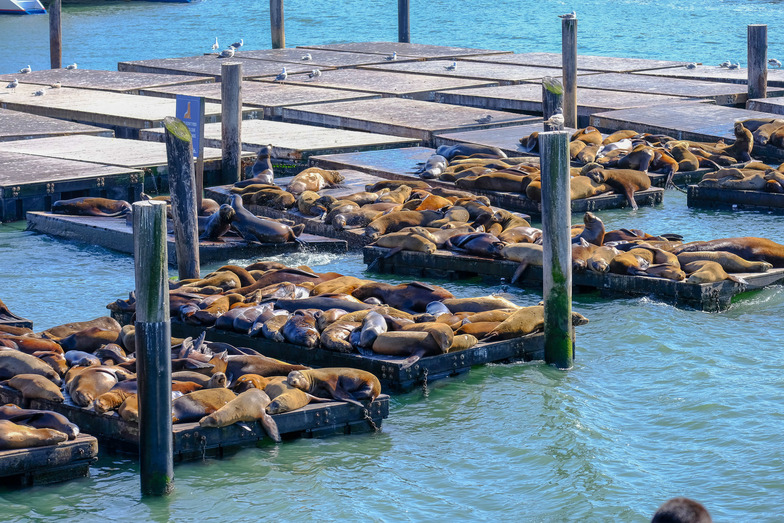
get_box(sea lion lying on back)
[287,167,344,195]
[51,197,131,217]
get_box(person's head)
[651,497,712,523]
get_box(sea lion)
[287,167,344,195]
[364,210,444,240]
[260,314,289,342]
[602,130,638,145]
[644,264,686,281]
[4,374,64,402]
[484,306,588,341]
[673,237,784,268]
[444,232,506,258]
[572,212,605,246]
[248,144,274,184]
[230,373,272,393]
[332,209,383,230]
[359,310,387,348]
[500,243,543,283]
[41,317,122,342]
[351,281,453,313]
[0,335,63,355]
[93,344,129,365]
[683,260,744,284]
[0,351,62,385]
[210,353,309,382]
[172,388,236,423]
[676,251,772,273]
[51,197,131,217]
[455,172,525,192]
[230,194,304,243]
[243,187,296,209]
[200,204,235,241]
[0,420,68,450]
[565,175,612,201]
[415,154,448,179]
[297,191,328,217]
[59,324,120,352]
[287,368,381,407]
[281,311,320,348]
[66,366,129,407]
[571,126,602,145]
[198,389,281,442]
[64,350,101,367]
[720,121,753,162]
[436,144,506,161]
[320,321,360,353]
[372,232,437,257]
[585,168,651,210]
[442,295,519,313]
[118,394,139,422]
[265,379,312,415]
[0,404,79,440]
[609,251,650,275]
[587,246,620,273]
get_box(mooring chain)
[199,435,207,461]
[362,408,380,432]
[421,368,429,398]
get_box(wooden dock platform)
[0,83,260,139]
[280,97,538,145]
[635,64,784,87]
[0,385,388,460]
[169,321,549,393]
[257,68,499,101]
[363,246,784,312]
[687,185,784,213]
[26,212,347,263]
[140,80,381,118]
[460,52,691,73]
[297,42,512,59]
[0,434,98,487]
[0,107,114,142]
[235,48,420,68]
[118,56,317,80]
[0,151,143,222]
[746,96,784,115]
[0,69,213,95]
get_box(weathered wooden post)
[133,199,173,496]
[748,24,767,100]
[539,130,573,369]
[221,62,243,185]
[49,0,62,69]
[270,0,285,49]
[163,116,200,280]
[398,0,410,43]
[542,76,564,131]
[561,14,577,129]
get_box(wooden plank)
[746,96,784,114]
[363,246,784,312]
[280,98,539,145]
[687,185,784,213]
[118,56,316,80]
[25,211,348,263]
[257,68,499,100]
[235,48,420,68]
[170,321,548,392]
[460,52,692,72]
[361,60,595,85]
[0,69,214,94]
[636,64,784,87]
[0,107,114,142]
[0,434,98,486]
[140,80,380,118]
[297,41,512,59]
[0,83,261,138]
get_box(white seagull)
[6,79,18,92]
[727,61,740,70]
[230,38,244,49]
[719,60,731,68]
[302,53,312,61]
[33,89,45,96]
[65,63,77,70]
[211,37,219,51]
[558,10,576,19]
[308,69,321,79]
[769,58,782,68]
[275,67,287,82]
[445,61,457,71]
[685,63,698,69]
[20,65,31,74]
[219,47,235,58]
[385,52,397,61]
[475,114,493,124]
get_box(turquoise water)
[1,1,784,520]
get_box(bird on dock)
[475,114,493,124]
[230,38,244,49]
[33,89,45,96]
[719,60,731,68]
[211,37,219,51]
[19,65,31,74]
[65,63,77,70]
[302,53,312,61]
[769,58,782,68]
[308,69,321,79]
[385,52,397,61]
[545,112,564,129]
[727,61,740,70]
[274,67,287,83]
[558,10,576,19]
[445,61,457,71]
[50,82,61,89]
[6,79,18,92]
[219,47,235,58]
[685,62,698,69]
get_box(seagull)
[445,61,457,71]
[219,47,235,58]
[302,53,312,60]
[230,38,244,49]
[50,82,61,89]
[385,52,397,61]
[6,79,18,91]
[727,61,740,70]
[211,37,219,51]
[719,60,731,68]
[769,58,782,68]
[558,10,576,19]
[475,114,493,124]
[308,69,321,79]
[685,63,698,69]
[65,63,77,70]
[20,65,31,74]
[545,112,565,129]
[33,89,45,96]
[274,67,287,83]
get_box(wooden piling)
[561,16,577,129]
[221,62,242,185]
[132,200,173,496]
[748,24,767,100]
[542,76,564,131]
[398,0,410,44]
[163,116,200,280]
[270,0,285,49]
[48,0,62,70]
[539,131,573,369]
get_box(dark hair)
[651,497,712,523]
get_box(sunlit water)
[2,0,784,520]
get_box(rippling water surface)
[1,0,784,520]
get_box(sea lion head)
[585,168,606,184]
[218,204,235,222]
[257,144,272,159]
[286,370,310,392]
[207,372,227,389]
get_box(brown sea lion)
[4,374,64,402]
[265,378,313,414]
[200,204,235,241]
[683,261,744,284]
[587,246,620,273]
[500,243,543,283]
[567,175,612,201]
[171,388,236,423]
[673,237,784,268]
[210,353,309,382]
[585,168,651,210]
[719,122,753,162]
[0,420,68,450]
[40,317,121,342]
[602,130,638,145]
[609,251,650,275]
[0,335,63,355]
[571,126,602,145]
[498,226,542,244]
[320,320,360,353]
[230,373,272,393]
[287,368,381,407]
[572,238,598,272]
[0,404,79,439]
[617,145,654,172]
[281,311,320,348]
[455,322,501,338]
[572,212,605,246]
[118,394,139,422]
[198,389,281,442]
[372,232,437,257]
[442,295,519,313]
[60,325,121,353]
[0,351,62,385]
[484,306,588,341]
[351,281,453,313]
[365,210,444,240]
[230,194,304,244]
[66,366,130,407]
[676,251,772,273]
[51,197,131,217]
[287,167,344,195]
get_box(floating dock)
[118,56,318,80]
[297,42,512,60]
[687,185,784,213]
[0,107,113,142]
[0,151,143,222]
[634,64,784,87]
[26,212,348,263]
[746,96,784,115]
[234,48,421,68]
[0,434,98,487]
[0,385,388,461]
[0,69,213,95]
[459,52,690,73]
[362,246,784,312]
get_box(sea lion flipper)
[409,281,435,291]
[728,274,748,285]
[511,262,529,284]
[329,385,365,408]
[259,412,281,443]
[383,246,403,259]
[305,393,332,403]
[401,348,426,370]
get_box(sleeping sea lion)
[198,389,281,442]
[287,167,344,195]
[0,351,62,385]
[51,197,131,217]
[0,420,68,450]
[676,251,772,273]
[172,388,237,423]
[0,404,79,440]
[287,368,381,407]
[683,261,745,284]
[4,374,64,402]
[351,281,453,313]
[265,378,313,415]
[673,237,784,268]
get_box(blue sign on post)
[175,95,202,159]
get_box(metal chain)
[362,408,380,432]
[200,435,207,461]
[421,368,429,398]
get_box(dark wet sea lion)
[351,281,453,313]
[281,311,320,348]
[200,204,235,241]
[64,350,101,367]
[230,194,304,244]
[51,197,131,217]
[320,321,360,353]
[436,144,506,161]
[359,310,387,348]
[287,367,381,407]
[444,232,506,258]
[572,212,605,246]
